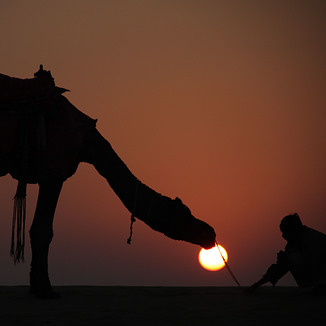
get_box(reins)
[216,241,242,289]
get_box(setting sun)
[198,244,228,271]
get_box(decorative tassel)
[11,181,27,264]
[127,215,136,244]
[127,181,140,244]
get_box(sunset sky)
[1,1,326,287]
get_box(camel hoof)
[30,270,60,299]
[30,287,61,299]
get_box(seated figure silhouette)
[246,213,326,294]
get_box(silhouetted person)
[246,213,326,294]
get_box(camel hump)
[0,65,67,106]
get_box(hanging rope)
[216,241,242,289]
[127,215,136,245]
[11,181,27,263]
[127,180,140,244]
[10,109,28,263]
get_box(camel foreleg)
[29,179,63,298]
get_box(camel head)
[171,197,216,249]
[148,196,216,250]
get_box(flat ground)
[0,286,325,325]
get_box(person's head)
[280,213,303,242]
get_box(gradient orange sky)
[1,1,326,287]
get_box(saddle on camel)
[0,66,216,298]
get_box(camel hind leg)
[29,179,63,298]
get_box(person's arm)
[244,277,269,294]
[245,252,289,294]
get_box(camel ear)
[175,197,183,204]
[174,197,192,215]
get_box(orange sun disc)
[198,244,228,271]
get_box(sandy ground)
[0,286,325,325]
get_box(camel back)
[0,65,97,182]
[0,66,96,263]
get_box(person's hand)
[243,278,266,295]
[244,284,258,295]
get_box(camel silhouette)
[0,66,216,298]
